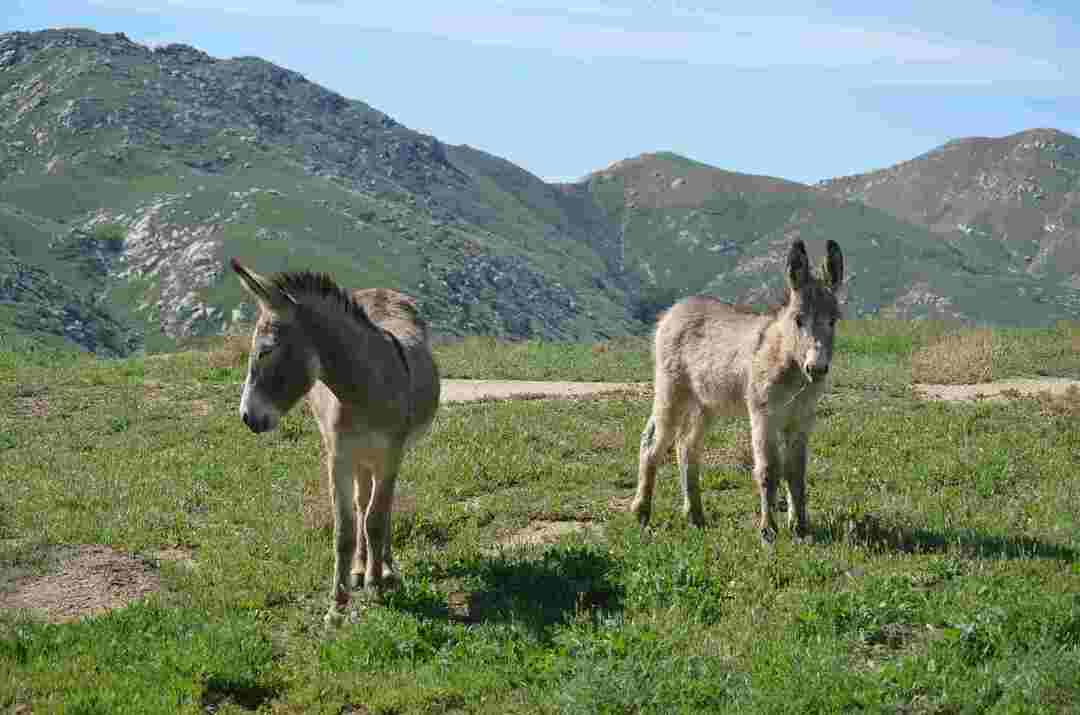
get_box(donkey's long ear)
[786,240,811,291]
[231,259,296,316]
[823,240,844,290]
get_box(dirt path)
[914,377,1080,402]
[442,379,647,402]
[443,377,1080,404]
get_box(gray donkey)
[231,259,440,624]
[631,239,844,546]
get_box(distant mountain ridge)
[2,28,1079,354]
[818,128,1080,282]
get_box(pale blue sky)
[4,1,1078,183]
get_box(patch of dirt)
[151,546,198,570]
[914,377,1080,402]
[0,545,164,623]
[13,394,49,417]
[494,519,603,549]
[442,380,647,403]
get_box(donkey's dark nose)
[242,411,268,433]
[808,365,830,381]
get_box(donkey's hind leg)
[350,465,373,590]
[351,463,400,590]
[631,399,680,527]
[363,445,403,596]
[676,403,709,528]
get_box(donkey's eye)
[795,315,805,329]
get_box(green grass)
[2,321,1080,713]
[434,335,652,382]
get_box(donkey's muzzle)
[242,411,272,434]
[807,364,830,382]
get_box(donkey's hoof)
[380,569,402,590]
[685,508,706,529]
[324,606,346,628]
[629,499,651,527]
[350,572,364,590]
[759,527,777,549]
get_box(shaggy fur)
[232,259,440,623]
[630,240,843,547]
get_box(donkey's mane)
[270,271,377,330]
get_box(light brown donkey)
[631,239,843,547]
[231,259,440,624]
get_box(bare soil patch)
[494,519,603,549]
[0,545,164,623]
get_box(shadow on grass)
[201,676,280,712]
[813,511,1076,561]
[388,545,624,638]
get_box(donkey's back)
[352,288,430,349]
[348,287,439,434]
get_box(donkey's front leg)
[326,448,358,625]
[783,432,811,541]
[749,410,780,548]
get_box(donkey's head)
[781,239,844,383]
[231,259,319,433]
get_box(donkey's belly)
[694,372,749,419]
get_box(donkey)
[231,259,440,624]
[630,239,843,547]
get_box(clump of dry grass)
[301,472,332,534]
[1057,320,1080,354]
[911,322,1080,385]
[205,333,250,370]
[700,430,753,472]
[1032,384,1080,418]
[911,329,995,384]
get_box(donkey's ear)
[786,240,811,291]
[823,240,844,290]
[231,259,297,315]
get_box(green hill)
[2,29,1078,355]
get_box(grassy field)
[2,321,1080,713]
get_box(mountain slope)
[0,28,639,351]
[581,151,1080,324]
[819,128,1080,286]
[2,29,1079,355]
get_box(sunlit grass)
[2,319,1079,713]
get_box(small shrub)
[911,329,994,384]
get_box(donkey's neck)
[299,298,394,401]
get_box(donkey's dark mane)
[270,271,377,330]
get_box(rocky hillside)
[2,28,1079,355]
[0,28,638,352]
[819,128,1080,309]
[582,151,1080,324]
